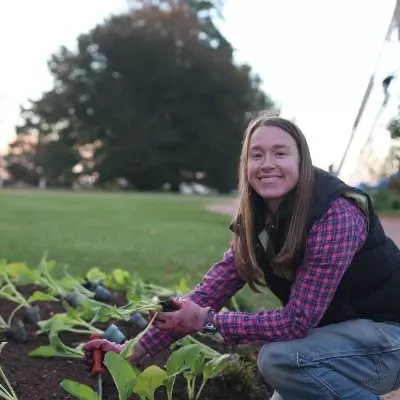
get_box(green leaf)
[86,267,106,282]
[133,365,168,400]
[202,354,231,381]
[165,344,203,375]
[0,342,7,354]
[48,332,84,356]
[60,379,100,400]
[103,352,137,400]
[6,262,36,283]
[192,353,205,375]
[28,345,82,358]
[91,305,125,324]
[165,376,176,400]
[112,268,130,285]
[119,339,136,359]
[27,291,58,304]
[105,268,131,290]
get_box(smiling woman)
[84,114,400,400]
[247,126,301,210]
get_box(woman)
[84,115,400,399]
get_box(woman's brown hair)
[233,113,315,292]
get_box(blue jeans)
[257,319,400,399]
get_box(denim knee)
[257,342,294,386]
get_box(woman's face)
[247,125,300,211]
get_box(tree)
[5,131,80,187]
[5,133,40,186]
[17,1,273,192]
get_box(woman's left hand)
[151,298,211,334]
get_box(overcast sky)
[0,0,398,178]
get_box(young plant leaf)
[86,267,106,282]
[28,345,82,358]
[119,339,135,359]
[27,291,58,304]
[133,365,168,400]
[6,262,40,285]
[202,354,231,381]
[105,269,131,290]
[103,352,137,400]
[165,344,203,375]
[60,379,100,400]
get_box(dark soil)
[0,285,272,400]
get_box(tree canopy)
[11,0,274,191]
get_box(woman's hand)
[151,298,210,335]
[83,339,145,368]
[83,338,169,369]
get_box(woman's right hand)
[83,338,146,369]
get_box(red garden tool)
[90,333,105,399]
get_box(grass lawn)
[0,189,278,310]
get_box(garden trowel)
[90,333,104,399]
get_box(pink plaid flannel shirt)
[139,196,368,357]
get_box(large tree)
[17,1,273,192]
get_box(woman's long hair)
[233,113,315,292]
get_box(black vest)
[230,167,400,326]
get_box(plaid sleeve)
[139,244,245,357]
[215,196,368,345]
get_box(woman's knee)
[257,342,295,385]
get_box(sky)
[0,0,398,181]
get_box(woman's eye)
[250,153,262,159]
[276,152,287,157]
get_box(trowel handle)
[90,333,105,374]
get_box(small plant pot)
[82,279,101,292]
[65,292,81,308]
[24,305,42,325]
[103,324,126,344]
[6,320,28,343]
[128,312,148,330]
[93,286,112,303]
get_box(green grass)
[0,189,278,310]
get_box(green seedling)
[36,255,67,297]
[3,261,46,287]
[60,380,99,400]
[29,332,84,359]
[165,344,232,400]
[59,266,97,299]
[104,268,132,291]
[0,271,58,327]
[61,348,168,400]
[36,255,89,307]
[193,353,232,400]
[0,342,19,400]
[36,311,103,337]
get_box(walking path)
[207,199,400,399]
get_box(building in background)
[336,0,400,186]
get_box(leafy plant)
[60,380,99,400]
[29,332,84,359]
[0,269,57,326]
[35,311,104,337]
[0,342,19,400]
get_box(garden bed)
[0,272,272,400]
